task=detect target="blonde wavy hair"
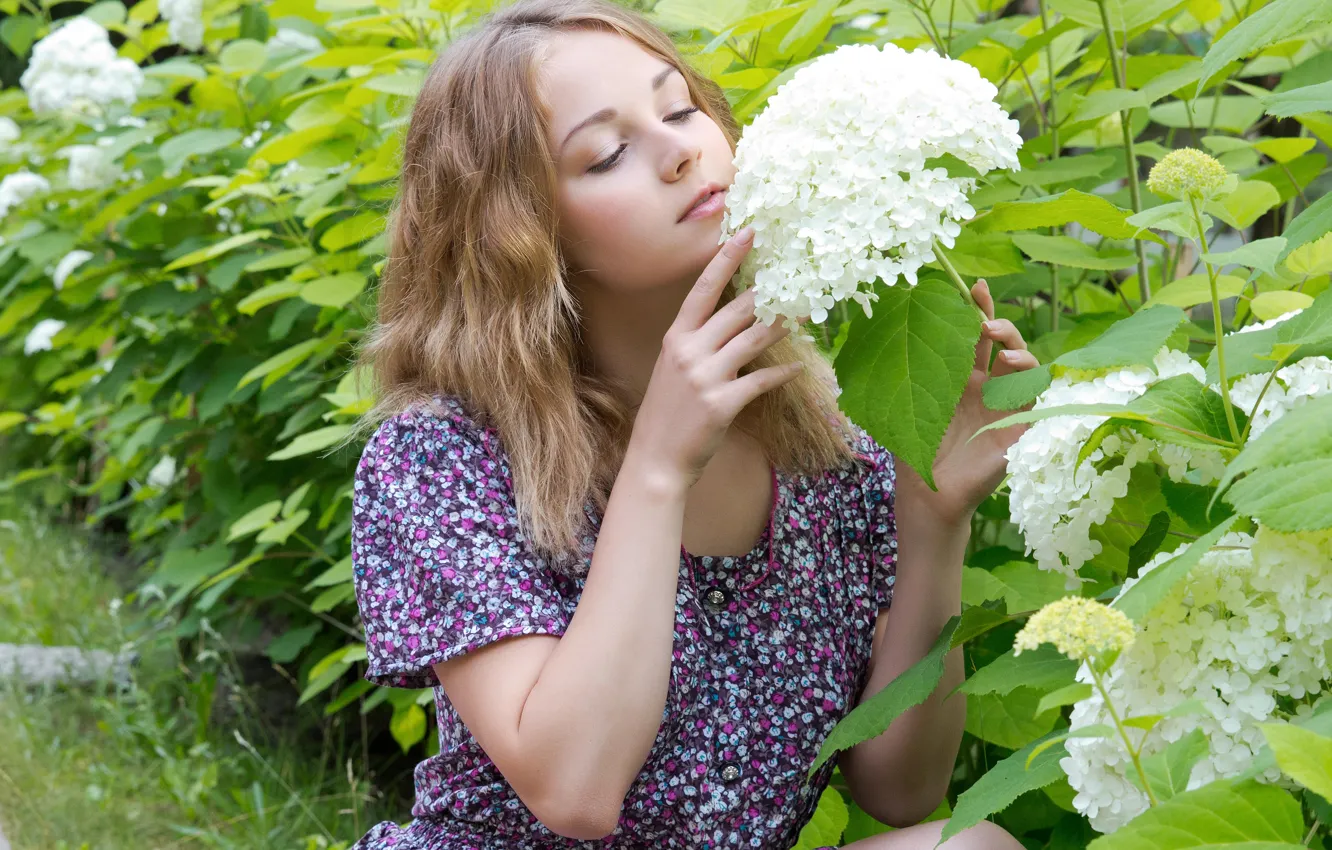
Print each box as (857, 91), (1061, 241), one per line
(350, 0), (859, 571)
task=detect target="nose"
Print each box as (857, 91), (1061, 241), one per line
(662, 130), (702, 182)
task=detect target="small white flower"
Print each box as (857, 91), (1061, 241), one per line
(267, 27), (321, 52)
(0, 170), (51, 219)
(24, 318), (66, 354)
(60, 143), (124, 190)
(721, 43), (1023, 327)
(0, 117), (19, 144)
(20, 18), (144, 116)
(159, 0), (204, 50)
(52, 249), (94, 289)
(147, 455), (177, 488)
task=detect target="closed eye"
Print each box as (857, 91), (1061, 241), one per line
(587, 106), (701, 174)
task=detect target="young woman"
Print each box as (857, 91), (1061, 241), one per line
(348, 1), (1039, 847)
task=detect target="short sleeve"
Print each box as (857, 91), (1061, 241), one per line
(849, 424), (898, 610)
(350, 402), (572, 689)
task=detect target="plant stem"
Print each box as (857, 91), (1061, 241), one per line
(1237, 349), (1292, 445)
(1039, 0), (1061, 331)
(1095, 0), (1151, 303)
(1187, 196), (1242, 444)
(1088, 665), (1159, 807)
(932, 238), (988, 320)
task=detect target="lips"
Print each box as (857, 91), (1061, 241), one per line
(680, 182), (725, 222)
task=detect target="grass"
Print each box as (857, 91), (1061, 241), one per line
(0, 506), (400, 850)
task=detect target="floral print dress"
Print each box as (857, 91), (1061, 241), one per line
(349, 394), (898, 850)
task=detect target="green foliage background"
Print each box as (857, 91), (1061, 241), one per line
(2, 0), (1331, 845)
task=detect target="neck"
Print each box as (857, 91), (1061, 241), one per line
(573, 272), (693, 408)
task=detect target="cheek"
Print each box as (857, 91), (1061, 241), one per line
(558, 180), (657, 274)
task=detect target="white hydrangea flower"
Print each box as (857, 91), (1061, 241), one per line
(52, 249), (95, 290)
(20, 18), (144, 116)
(1219, 309), (1332, 441)
(1062, 527), (1332, 833)
(60, 142), (124, 190)
(1005, 348), (1227, 586)
(160, 0), (204, 50)
(267, 27), (322, 52)
(147, 455), (178, 488)
(720, 43), (1022, 327)
(0, 170), (51, 219)
(24, 318), (66, 354)
(0, 117), (19, 144)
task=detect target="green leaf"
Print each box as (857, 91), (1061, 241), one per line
(1285, 232), (1332, 276)
(972, 189), (1164, 243)
(237, 280), (303, 315)
(1113, 516), (1238, 622)
(1053, 305), (1187, 376)
(1117, 374), (1245, 449)
(1253, 137), (1318, 164)
(791, 786), (849, 850)
(163, 229), (273, 271)
(1073, 89), (1148, 122)
(304, 555), (352, 590)
(1197, 0), (1332, 96)
(236, 338), (323, 390)
(1086, 778), (1304, 849)
(965, 686), (1061, 749)
(962, 561), (1069, 614)
(319, 213), (385, 252)
(1258, 723), (1332, 800)
(939, 232), (1026, 277)
(1037, 683), (1093, 715)
(244, 247), (314, 272)
(227, 500), (282, 542)
(1279, 188), (1332, 262)
(1204, 180), (1283, 230)
(389, 703), (426, 752)
(810, 616), (959, 773)
(300, 272), (367, 308)
(940, 729), (1069, 844)
(981, 363), (1053, 412)
(268, 425), (352, 460)
(266, 623), (321, 664)
(958, 644), (1077, 697)
(255, 509), (309, 544)
(1207, 288), (1332, 381)
(1127, 511), (1172, 576)
(1010, 153), (1116, 186)
(1011, 233), (1138, 271)
(1220, 394), (1332, 531)
(159, 129), (244, 174)
(1152, 97), (1264, 134)
(1129, 201), (1205, 240)
(953, 606), (1014, 645)
(835, 278), (981, 490)
(1199, 237), (1287, 276)
(219, 38), (267, 74)
(1146, 274), (1246, 309)
(1263, 80), (1332, 117)
(1126, 728), (1210, 802)
(1250, 291), (1313, 321)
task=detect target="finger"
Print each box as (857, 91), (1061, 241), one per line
(991, 348), (1041, 378)
(713, 316), (793, 377)
(673, 227), (754, 331)
(724, 360), (804, 412)
(696, 287), (761, 351)
(972, 278), (995, 372)
(981, 318), (1028, 353)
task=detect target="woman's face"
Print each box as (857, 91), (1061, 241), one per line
(542, 29), (736, 296)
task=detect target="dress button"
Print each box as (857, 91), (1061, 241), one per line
(720, 762), (741, 782)
(704, 587), (728, 610)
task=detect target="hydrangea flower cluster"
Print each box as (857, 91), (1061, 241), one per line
(1145, 148), (1230, 201)
(1005, 349), (1227, 586)
(720, 43), (1022, 327)
(1062, 527), (1332, 833)
(60, 142), (124, 190)
(0, 170), (51, 220)
(20, 17), (144, 117)
(1014, 596), (1136, 662)
(160, 0), (204, 50)
(1226, 310), (1332, 440)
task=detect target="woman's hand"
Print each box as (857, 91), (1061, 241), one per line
(896, 278), (1040, 527)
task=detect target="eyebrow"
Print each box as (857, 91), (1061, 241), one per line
(559, 64), (681, 153)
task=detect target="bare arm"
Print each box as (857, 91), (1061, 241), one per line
(428, 228), (801, 839)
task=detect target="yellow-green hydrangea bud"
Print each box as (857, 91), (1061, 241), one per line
(1146, 148), (1231, 200)
(1013, 596), (1136, 662)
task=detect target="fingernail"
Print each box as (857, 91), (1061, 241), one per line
(1001, 350), (1018, 362)
(983, 321), (998, 332)
(735, 226), (754, 244)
